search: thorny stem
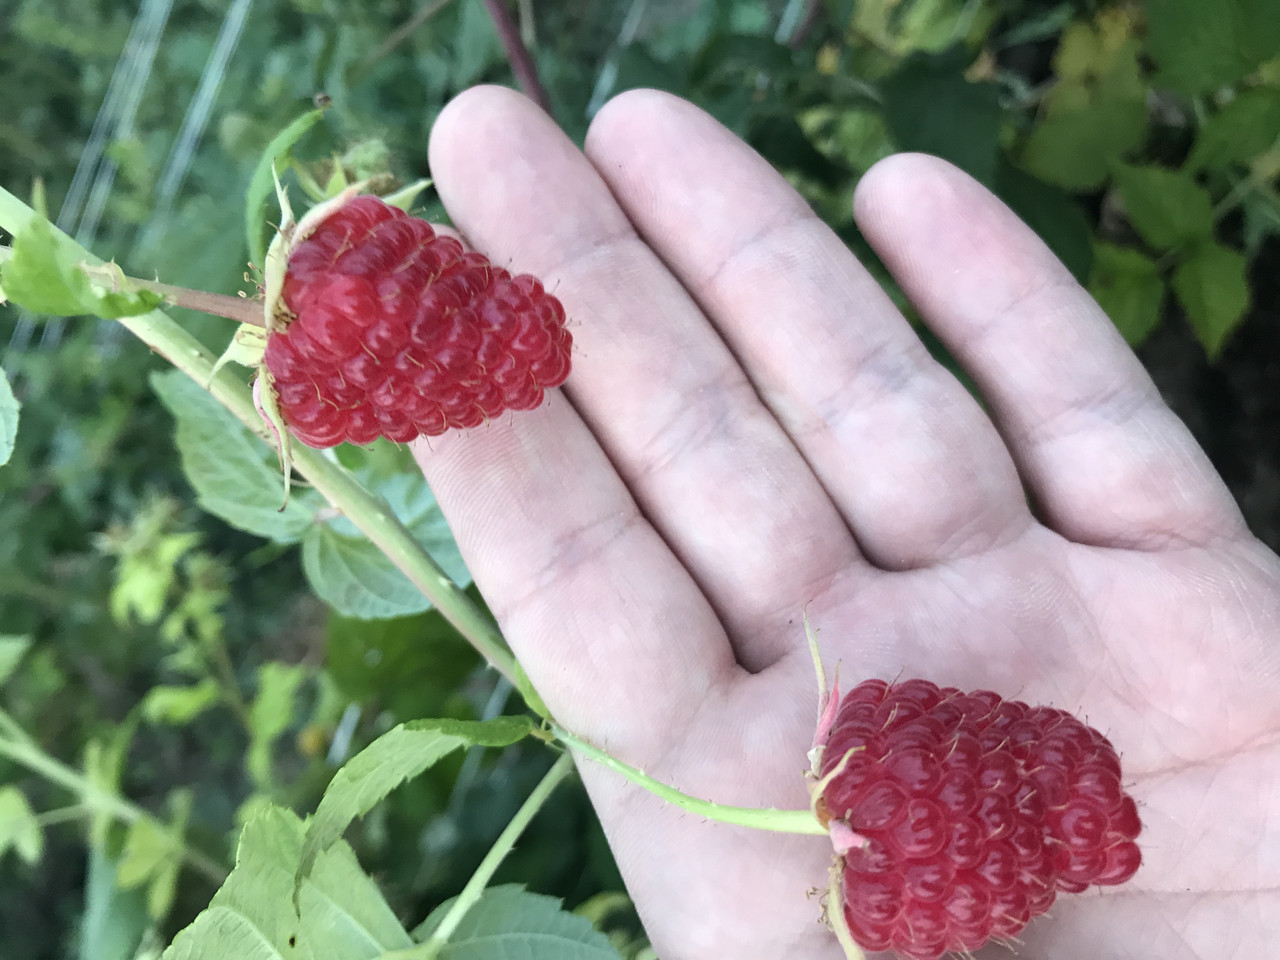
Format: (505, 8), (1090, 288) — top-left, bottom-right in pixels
(135, 277), (264, 327)
(0, 710), (228, 884)
(555, 727), (830, 837)
(481, 0), (551, 115)
(0, 185), (520, 688)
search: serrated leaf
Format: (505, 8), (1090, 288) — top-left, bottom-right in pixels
(1021, 96), (1148, 191)
(1172, 241), (1251, 359)
(245, 107), (328, 269)
(414, 885), (623, 960)
(162, 806), (412, 960)
(1146, 0), (1280, 95)
(247, 662), (308, 790)
(1188, 87), (1280, 171)
(0, 368), (18, 467)
(150, 370), (317, 542)
(298, 716), (535, 884)
(142, 679), (222, 725)
(1112, 165), (1215, 250)
(880, 49), (1002, 186)
(0, 786), (43, 865)
(1088, 242), (1166, 345)
(0, 211), (162, 319)
(0, 634), (31, 685)
(302, 472), (469, 619)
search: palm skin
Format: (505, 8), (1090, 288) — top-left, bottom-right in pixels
(412, 87), (1280, 959)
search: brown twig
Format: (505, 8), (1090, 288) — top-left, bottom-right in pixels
(481, 0), (552, 115)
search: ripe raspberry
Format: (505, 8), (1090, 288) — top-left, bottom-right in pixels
(813, 678), (1141, 960)
(262, 194), (571, 448)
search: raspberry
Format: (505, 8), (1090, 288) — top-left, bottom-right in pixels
(814, 678), (1141, 960)
(262, 194), (571, 448)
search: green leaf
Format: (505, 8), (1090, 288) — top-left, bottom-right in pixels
(78, 845), (150, 960)
(0, 786), (43, 865)
(326, 609), (481, 722)
(112, 792), (192, 919)
(302, 472), (470, 619)
(1112, 165), (1215, 250)
(1020, 96), (1148, 191)
(116, 819), (172, 891)
(413, 885), (622, 960)
(0, 634), (31, 685)
(150, 370), (318, 543)
(1172, 241), (1251, 359)
(0, 367), (18, 467)
(995, 161), (1094, 283)
(1088, 242), (1166, 345)
(298, 716), (535, 884)
(0, 209), (162, 319)
(1188, 87), (1280, 171)
(1146, 0), (1280, 95)
(141, 679), (222, 725)
(84, 719), (137, 848)
(162, 806), (412, 960)
(247, 662), (309, 790)
(452, 0), (501, 88)
(880, 49), (1003, 186)
(245, 107), (328, 269)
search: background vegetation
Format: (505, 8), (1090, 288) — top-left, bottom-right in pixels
(2, 1), (1277, 957)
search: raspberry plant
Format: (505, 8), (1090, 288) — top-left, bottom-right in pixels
(2, 1), (1274, 957)
(0, 122), (1146, 960)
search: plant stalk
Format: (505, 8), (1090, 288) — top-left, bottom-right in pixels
(384, 751), (576, 959)
(555, 727), (829, 837)
(135, 278), (264, 326)
(0, 717), (228, 884)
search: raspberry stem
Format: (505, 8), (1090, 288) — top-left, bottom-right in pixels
(133, 278), (265, 327)
(554, 726), (830, 837)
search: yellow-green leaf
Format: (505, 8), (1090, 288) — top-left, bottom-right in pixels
(1172, 241), (1251, 359)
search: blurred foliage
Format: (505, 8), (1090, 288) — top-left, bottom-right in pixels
(0, 0), (1277, 957)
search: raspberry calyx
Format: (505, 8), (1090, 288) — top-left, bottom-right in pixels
(258, 190), (572, 448)
(811, 677), (1143, 960)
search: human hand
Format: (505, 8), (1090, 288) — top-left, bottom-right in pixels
(413, 86), (1280, 959)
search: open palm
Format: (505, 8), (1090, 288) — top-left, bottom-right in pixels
(412, 87), (1280, 960)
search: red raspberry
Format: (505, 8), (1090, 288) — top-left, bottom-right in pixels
(262, 194), (571, 448)
(814, 678), (1141, 960)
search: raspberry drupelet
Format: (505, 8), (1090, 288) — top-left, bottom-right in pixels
(264, 195), (571, 448)
(815, 678), (1141, 960)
